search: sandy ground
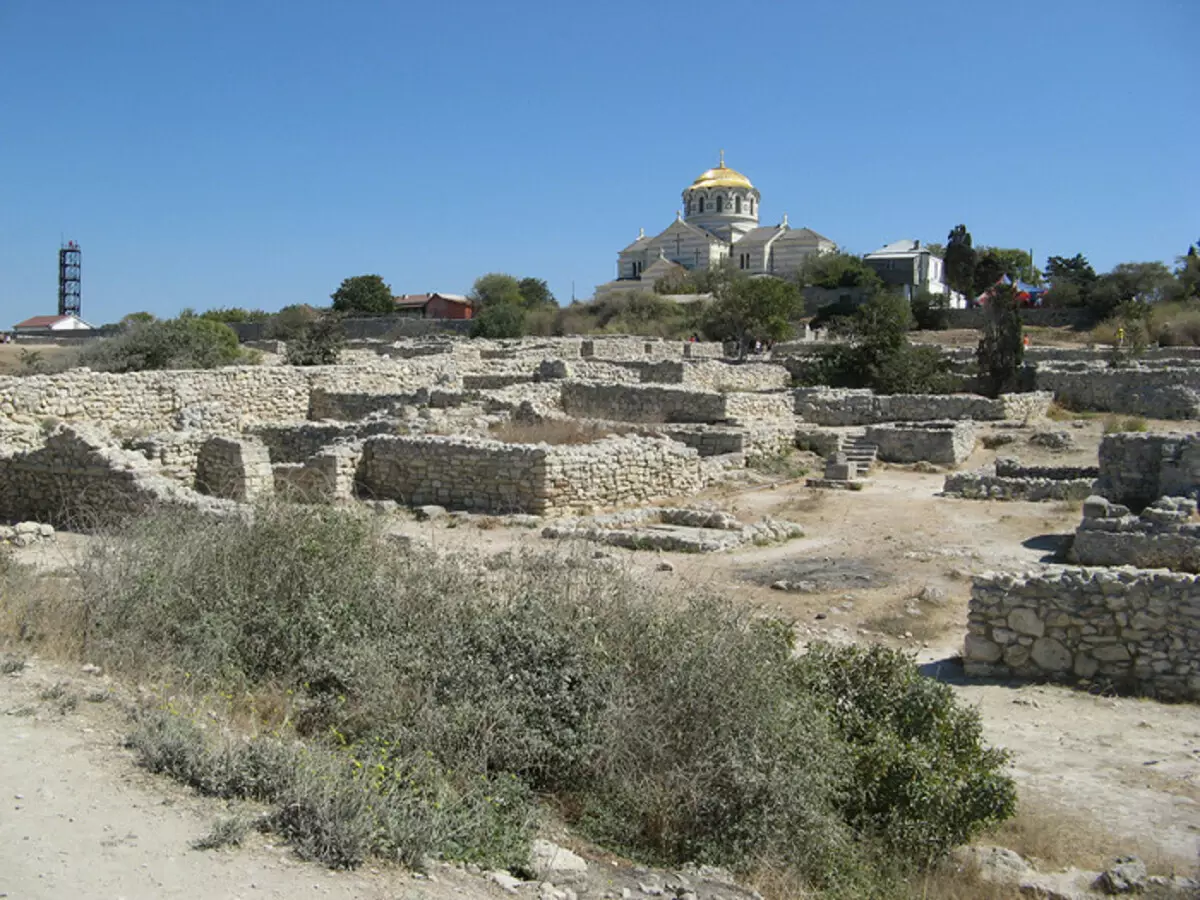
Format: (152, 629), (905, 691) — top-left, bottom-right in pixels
(2, 412), (1198, 893)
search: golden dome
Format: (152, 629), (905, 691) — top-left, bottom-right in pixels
(689, 153), (754, 190)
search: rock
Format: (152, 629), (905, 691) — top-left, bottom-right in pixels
(655, 561), (674, 572)
(965, 633), (1003, 663)
(1008, 607), (1045, 637)
(80, 663), (102, 676)
(949, 845), (1031, 883)
(918, 585), (947, 605)
(982, 433), (1017, 449)
(414, 505), (447, 521)
(488, 870), (524, 894)
(770, 580), (789, 591)
(530, 839), (589, 883)
(1094, 856), (1147, 894)
(1031, 637), (1073, 671)
(1030, 430), (1074, 451)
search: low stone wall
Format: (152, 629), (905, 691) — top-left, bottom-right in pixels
(1037, 364), (1200, 419)
(560, 382), (727, 424)
(250, 420), (397, 463)
(1070, 495), (1200, 571)
(0, 363), (453, 435)
(943, 471), (1096, 501)
(965, 567), (1200, 702)
(128, 432), (209, 484)
(792, 388), (1051, 426)
(273, 445), (361, 504)
(0, 425), (237, 526)
(1096, 432), (1200, 510)
(195, 436), (274, 502)
(639, 360), (791, 392)
(461, 373), (535, 390)
(995, 458), (1099, 480)
(722, 392), (795, 422)
(866, 420), (977, 465)
(356, 433), (702, 514)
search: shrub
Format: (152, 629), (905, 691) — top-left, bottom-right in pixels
(470, 302), (526, 338)
(79, 317), (243, 371)
(266, 304), (320, 341)
(52, 506), (1013, 886)
(794, 643), (1017, 865)
(285, 314), (344, 365)
(910, 289), (951, 331)
(1103, 416), (1148, 434)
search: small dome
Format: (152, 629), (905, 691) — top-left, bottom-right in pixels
(689, 156), (753, 191)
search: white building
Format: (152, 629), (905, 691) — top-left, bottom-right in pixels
(863, 239), (966, 308)
(595, 155), (835, 299)
(12, 314), (96, 336)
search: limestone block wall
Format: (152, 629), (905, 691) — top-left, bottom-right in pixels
(722, 392), (796, 422)
(943, 457), (1099, 501)
(1036, 364), (1200, 419)
(308, 389), (425, 421)
(560, 382), (727, 424)
(1069, 495), (1200, 571)
(356, 433), (703, 514)
(966, 568), (1200, 702)
(357, 435), (547, 512)
(274, 445), (361, 504)
(0, 363), (456, 435)
(0, 425), (238, 526)
(129, 432), (211, 483)
(639, 360), (791, 392)
(250, 421), (397, 463)
(0, 424), (46, 454)
(792, 388), (1050, 425)
(865, 421), (977, 465)
(195, 436), (274, 502)
(1097, 432), (1200, 510)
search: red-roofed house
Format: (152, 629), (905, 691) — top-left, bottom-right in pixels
(12, 314), (96, 335)
(392, 293), (474, 320)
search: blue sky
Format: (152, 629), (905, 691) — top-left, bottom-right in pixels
(1, 0), (1196, 324)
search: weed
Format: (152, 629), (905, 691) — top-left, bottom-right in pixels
(192, 812), (257, 850)
(1103, 416), (1148, 434)
(0, 654), (26, 674)
(747, 451), (811, 480)
(489, 419), (628, 445)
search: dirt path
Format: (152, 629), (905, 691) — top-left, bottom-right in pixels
(0, 664), (492, 900)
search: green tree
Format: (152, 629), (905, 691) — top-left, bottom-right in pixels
(266, 304), (320, 340)
(910, 288), (950, 330)
(1043, 253), (1097, 308)
(516, 277), (556, 309)
(943, 225), (977, 301)
(331, 274), (395, 315)
(1177, 242), (1200, 301)
(982, 247), (1039, 284)
(121, 311), (157, 327)
(284, 313), (344, 366)
(197, 307), (271, 323)
(1089, 261), (1178, 318)
(469, 302), (526, 339)
(799, 252), (882, 291)
(972, 250), (1008, 297)
(976, 283), (1024, 397)
(470, 273), (525, 309)
(701, 277), (802, 356)
(924, 242), (946, 259)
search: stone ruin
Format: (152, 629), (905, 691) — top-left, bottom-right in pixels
(963, 433), (1200, 701)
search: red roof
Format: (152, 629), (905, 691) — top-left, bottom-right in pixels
(394, 294), (431, 308)
(14, 315), (71, 328)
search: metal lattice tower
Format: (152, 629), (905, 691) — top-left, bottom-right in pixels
(58, 241), (81, 317)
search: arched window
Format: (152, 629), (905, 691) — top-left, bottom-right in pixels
(716, 195), (724, 213)
(735, 196), (742, 214)
(698, 196), (705, 213)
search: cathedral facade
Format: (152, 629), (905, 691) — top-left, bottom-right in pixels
(595, 155), (835, 299)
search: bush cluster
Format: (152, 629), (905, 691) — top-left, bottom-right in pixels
(79, 316), (245, 372)
(29, 506), (1014, 891)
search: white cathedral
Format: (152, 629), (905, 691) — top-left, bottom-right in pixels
(594, 154), (835, 299)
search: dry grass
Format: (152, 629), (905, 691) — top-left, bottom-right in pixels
(489, 419), (630, 445)
(985, 801), (1192, 875)
(0, 343), (81, 375)
(769, 488), (829, 519)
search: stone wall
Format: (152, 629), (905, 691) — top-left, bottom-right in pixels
(250, 421), (397, 463)
(356, 433), (702, 514)
(1036, 364), (1200, 419)
(195, 436), (274, 502)
(639, 360), (791, 392)
(560, 382), (727, 424)
(0, 364), (454, 435)
(0, 425), (237, 526)
(792, 388), (1051, 426)
(129, 432), (210, 483)
(1069, 495), (1200, 571)
(942, 457), (1099, 501)
(865, 421), (977, 465)
(1096, 432), (1200, 510)
(965, 567), (1200, 702)
(274, 445), (361, 504)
